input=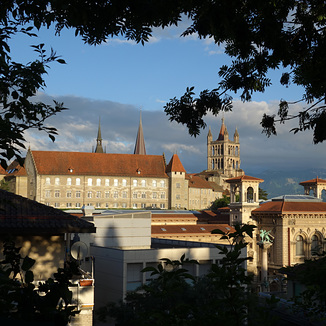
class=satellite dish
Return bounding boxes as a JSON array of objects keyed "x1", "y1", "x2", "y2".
[{"x1": 71, "y1": 241, "x2": 88, "y2": 260}]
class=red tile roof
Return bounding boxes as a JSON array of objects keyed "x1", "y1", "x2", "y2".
[
  {"x1": 188, "y1": 175, "x2": 213, "y2": 189},
  {"x1": 299, "y1": 177, "x2": 326, "y2": 185},
  {"x1": 226, "y1": 175, "x2": 264, "y2": 183},
  {"x1": 151, "y1": 224, "x2": 234, "y2": 235},
  {"x1": 165, "y1": 154, "x2": 186, "y2": 173},
  {"x1": 6, "y1": 160, "x2": 27, "y2": 176},
  {"x1": 252, "y1": 201, "x2": 326, "y2": 214},
  {"x1": 30, "y1": 150, "x2": 168, "y2": 178},
  {"x1": 0, "y1": 190, "x2": 96, "y2": 234}
]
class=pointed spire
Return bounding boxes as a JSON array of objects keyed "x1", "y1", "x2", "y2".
[
  {"x1": 217, "y1": 117, "x2": 226, "y2": 140},
  {"x1": 207, "y1": 126, "x2": 212, "y2": 138},
  {"x1": 95, "y1": 118, "x2": 104, "y2": 153},
  {"x1": 134, "y1": 110, "x2": 146, "y2": 155}
]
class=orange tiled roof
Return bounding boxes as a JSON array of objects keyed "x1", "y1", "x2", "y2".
[
  {"x1": 299, "y1": 177, "x2": 326, "y2": 185},
  {"x1": 152, "y1": 224, "x2": 234, "y2": 235},
  {"x1": 252, "y1": 201, "x2": 326, "y2": 214},
  {"x1": 165, "y1": 154, "x2": 186, "y2": 173},
  {"x1": 188, "y1": 175, "x2": 213, "y2": 189},
  {"x1": 6, "y1": 160, "x2": 27, "y2": 176},
  {"x1": 0, "y1": 189, "x2": 95, "y2": 234},
  {"x1": 30, "y1": 150, "x2": 168, "y2": 178},
  {"x1": 226, "y1": 175, "x2": 264, "y2": 183}
]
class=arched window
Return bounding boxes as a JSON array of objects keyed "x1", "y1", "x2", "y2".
[
  {"x1": 105, "y1": 179, "x2": 110, "y2": 186},
  {"x1": 67, "y1": 178, "x2": 72, "y2": 186},
  {"x1": 141, "y1": 180, "x2": 146, "y2": 187},
  {"x1": 96, "y1": 178, "x2": 101, "y2": 186},
  {"x1": 311, "y1": 235, "x2": 319, "y2": 255},
  {"x1": 152, "y1": 180, "x2": 157, "y2": 187},
  {"x1": 45, "y1": 177, "x2": 50, "y2": 185},
  {"x1": 247, "y1": 187, "x2": 254, "y2": 203},
  {"x1": 122, "y1": 179, "x2": 127, "y2": 186},
  {"x1": 296, "y1": 235, "x2": 304, "y2": 256},
  {"x1": 133, "y1": 179, "x2": 138, "y2": 187},
  {"x1": 55, "y1": 178, "x2": 60, "y2": 185},
  {"x1": 76, "y1": 178, "x2": 81, "y2": 186},
  {"x1": 160, "y1": 180, "x2": 165, "y2": 188},
  {"x1": 87, "y1": 178, "x2": 92, "y2": 186}
]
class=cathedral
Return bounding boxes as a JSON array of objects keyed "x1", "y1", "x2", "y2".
[{"x1": 5, "y1": 116, "x2": 242, "y2": 210}]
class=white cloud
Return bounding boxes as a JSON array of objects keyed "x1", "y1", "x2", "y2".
[{"x1": 22, "y1": 93, "x2": 326, "y2": 175}]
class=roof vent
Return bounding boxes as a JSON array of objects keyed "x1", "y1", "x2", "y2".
[{"x1": 82, "y1": 205, "x2": 95, "y2": 217}]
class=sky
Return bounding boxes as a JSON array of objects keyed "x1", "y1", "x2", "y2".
[{"x1": 8, "y1": 21, "x2": 326, "y2": 175}]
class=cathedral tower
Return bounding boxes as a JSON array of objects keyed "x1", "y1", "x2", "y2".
[{"x1": 207, "y1": 118, "x2": 241, "y2": 178}]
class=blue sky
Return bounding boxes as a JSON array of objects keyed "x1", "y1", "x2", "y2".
[{"x1": 9, "y1": 23, "x2": 326, "y2": 175}]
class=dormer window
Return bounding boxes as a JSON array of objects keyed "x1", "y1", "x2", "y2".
[
  {"x1": 68, "y1": 168, "x2": 73, "y2": 173},
  {"x1": 137, "y1": 168, "x2": 141, "y2": 174}
]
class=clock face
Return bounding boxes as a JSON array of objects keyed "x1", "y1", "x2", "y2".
[{"x1": 70, "y1": 241, "x2": 88, "y2": 260}]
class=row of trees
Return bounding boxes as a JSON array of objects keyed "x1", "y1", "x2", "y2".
[{"x1": 2, "y1": 1, "x2": 326, "y2": 168}]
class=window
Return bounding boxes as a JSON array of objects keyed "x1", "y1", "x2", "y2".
[
  {"x1": 66, "y1": 203, "x2": 72, "y2": 208},
  {"x1": 76, "y1": 178, "x2": 81, "y2": 186},
  {"x1": 113, "y1": 203, "x2": 118, "y2": 208},
  {"x1": 45, "y1": 202, "x2": 50, "y2": 206},
  {"x1": 152, "y1": 204, "x2": 157, "y2": 208},
  {"x1": 311, "y1": 235, "x2": 319, "y2": 255},
  {"x1": 45, "y1": 177, "x2": 50, "y2": 185},
  {"x1": 114, "y1": 191, "x2": 118, "y2": 198},
  {"x1": 296, "y1": 235, "x2": 304, "y2": 256},
  {"x1": 76, "y1": 203, "x2": 81, "y2": 208},
  {"x1": 152, "y1": 192, "x2": 157, "y2": 199},
  {"x1": 67, "y1": 178, "x2": 72, "y2": 186},
  {"x1": 247, "y1": 187, "x2": 254, "y2": 203},
  {"x1": 161, "y1": 192, "x2": 165, "y2": 199},
  {"x1": 114, "y1": 179, "x2": 118, "y2": 186},
  {"x1": 54, "y1": 190, "x2": 60, "y2": 198},
  {"x1": 87, "y1": 191, "x2": 92, "y2": 198},
  {"x1": 66, "y1": 191, "x2": 72, "y2": 198},
  {"x1": 160, "y1": 203, "x2": 165, "y2": 209},
  {"x1": 54, "y1": 203, "x2": 60, "y2": 208},
  {"x1": 45, "y1": 190, "x2": 51, "y2": 198},
  {"x1": 105, "y1": 203, "x2": 109, "y2": 208},
  {"x1": 127, "y1": 263, "x2": 143, "y2": 291},
  {"x1": 122, "y1": 191, "x2": 127, "y2": 198},
  {"x1": 176, "y1": 194, "x2": 180, "y2": 200},
  {"x1": 133, "y1": 192, "x2": 138, "y2": 199},
  {"x1": 133, "y1": 179, "x2": 138, "y2": 187},
  {"x1": 96, "y1": 202, "x2": 101, "y2": 208},
  {"x1": 141, "y1": 180, "x2": 146, "y2": 187},
  {"x1": 122, "y1": 203, "x2": 127, "y2": 208},
  {"x1": 141, "y1": 203, "x2": 146, "y2": 208},
  {"x1": 88, "y1": 178, "x2": 92, "y2": 186},
  {"x1": 76, "y1": 191, "x2": 81, "y2": 198},
  {"x1": 96, "y1": 178, "x2": 101, "y2": 186},
  {"x1": 176, "y1": 183, "x2": 180, "y2": 188},
  {"x1": 55, "y1": 178, "x2": 60, "y2": 185},
  {"x1": 141, "y1": 192, "x2": 146, "y2": 199},
  {"x1": 105, "y1": 191, "x2": 110, "y2": 198},
  {"x1": 96, "y1": 191, "x2": 101, "y2": 198},
  {"x1": 122, "y1": 179, "x2": 127, "y2": 186},
  {"x1": 105, "y1": 179, "x2": 110, "y2": 186},
  {"x1": 152, "y1": 180, "x2": 157, "y2": 187},
  {"x1": 133, "y1": 203, "x2": 137, "y2": 209},
  {"x1": 160, "y1": 180, "x2": 165, "y2": 187}
]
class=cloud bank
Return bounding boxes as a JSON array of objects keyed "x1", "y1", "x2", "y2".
[{"x1": 23, "y1": 93, "x2": 326, "y2": 175}]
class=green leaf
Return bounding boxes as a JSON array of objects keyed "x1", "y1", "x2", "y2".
[{"x1": 21, "y1": 256, "x2": 35, "y2": 271}]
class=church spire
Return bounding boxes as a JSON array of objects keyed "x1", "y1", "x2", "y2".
[
  {"x1": 94, "y1": 118, "x2": 104, "y2": 153},
  {"x1": 134, "y1": 111, "x2": 146, "y2": 155},
  {"x1": 217, "y1": 117, "x2": 226, "y2": 140}
]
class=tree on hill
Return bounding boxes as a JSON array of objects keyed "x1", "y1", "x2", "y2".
[
  {"x1": 2, "y1": 1, "x2": 326, "y2": 167},
  {"x1": 259, "y1": 188, "x2": 268, "y2": 201}
]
